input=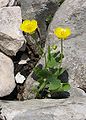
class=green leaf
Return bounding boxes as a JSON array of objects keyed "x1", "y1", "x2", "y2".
[
  {"x1": 34, "y1": 68, "x2": 51, "y2": 79},
  {"x1": 55, "y1": 53, "x2": 64, "y2": 63},
  {"x1": 31, "y1": 87, "x2": 39, "y2": 93},
  {"x1": 59, "y1": 68, "x2": 65, "y2": 76},
  {"x1": 37, "y1": 78, "x2": 44, "y2": 84},
  {"x1": 46, "y1": 76, "x2": 56, "y2": 82},
  {"x1": 47, "y1": 57, "x2": 57, "y2": 68},
  {"x1": 47, "y1": 45, "x2": 51, "y2": 61},
  {"x1": 49, "y1": 68, "x2": 58, "y2": 74},
  {"x1": 61, "y1": 83, "x2": 71, "y2": 91},
  {"x1": 46, "y1": 15, "x2": 53, "y2": 24},
  {"x1": 54, "y1": 68, "x2": 65, "y2": 78},
  {"x1": 48, "y1": 78, "x2": 61, "y2": 91},
  {"x1": 38, "y1": 81, "x2": 46, "y2": 92},
  {"x1": 54, "y1": 69, "x2": 60, "y2": 77},
  {"x1": 39, "y1": 69, "x2": 51, "y2": 78},
  {"x1": 33, "y1": 66, "x2": 41, "y2": 75},
  {"x1": 33, "y1": 66, "x2": 42, "y2": 79},
  {"x1": 52, "y1": 51, "x2": 60, "y2": 58}
]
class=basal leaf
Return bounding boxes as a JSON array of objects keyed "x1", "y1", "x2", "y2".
[
  {"x1": 35, "y1": 68, "x2": 51, "y2": 79},
  {"x1": 47, "y1": 76, "x2": 56, "y2": 82},
  {"x1": 48, "y1": 78, "x2": 61, "y2": 91},
  {"x1": 61, "y1": 83, "x2": 71, "y2": 91}
]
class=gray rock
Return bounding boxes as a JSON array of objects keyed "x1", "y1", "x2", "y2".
[
  {"x1": 0, "y1": 52, "x2": 16, "y2": 97},
  {"x1": 0, "y1": 114, "x2": 6, "y2": 120},
  {"x1": 0, "y1": 0, "x2": 9, "y2": 8},
  {"x1": 0, "y1": 7, "x2": 25, "y2": 56},
  {"x1": 45, "y1": 0, "x2": 86, "y2": 88},
  {"x1": 23, "y1": 73, "x2": 39, "y2": 100},
  {"x1": 69, "y1": 87, "x2": 86, "y2": 97},
  {"x1": 8, "y1": 0, "x2": 16, "y2": 6},
  {"x1": 18, "y1": 0, "x2": 61, "y2": 19},
  {"x1": 0, "y1": 32, "x2": 24, "y2": 56},
  {"x1": 0, "y1": 96, "x2": 86, "y2": 120}
]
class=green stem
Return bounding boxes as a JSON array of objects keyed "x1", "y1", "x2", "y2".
[
  {"x1": 39, "y1": 81, "x2": 46, "y2": 92},
  {"x1": 36, "y1": 28, "x2": 47, "y2": 68},
  {"x1": 33, "y1": 35, "x2": 47, "y2": 68},
  {"x1": 36, "y1": 81, "x2": 47, "y2": 98},
  {"x1": 34, "y1": 38, "x2": 43, "y2": 56},
  {"x1": 36, "y1": 27, "x2": 42, "y2": 42},
  {"x1": 44, "y1": 52, "x2": 47, "y2": 68},
  {"x1": 59, "y1": 39, "x2": 63, "y2": 68},
  {"x1": 29, "y1": 30, "x2": 43, "y2": 56}
]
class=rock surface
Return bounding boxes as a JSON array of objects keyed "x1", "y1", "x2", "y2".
[
  {"x1": 0, "y1": 52, "x2": 16, "y2": 97},
  {"x1": 0, "y1": 32, "x2": 24, "y2": 56},
  {"x1": 8, "y1": 0, "x2": 16, "y2": 6},
  {"x1": 0, "y1": 7, "x2": 25, "y2": 56},
  {"x1": 23, "y1": 73, "x2": 39, "y2": 100},
  {"x1": 0, "y1": 96, "x2": 86, "y2": 120},
  {"x1": 0, "y1": 0, "x2": 9, "y2": 8},
  {"x1": 45, "y1": 0, "x2": 86, "y2": 88},
  {"x1": 18, "y1": 0, "x2": 61, "y2": 19}
]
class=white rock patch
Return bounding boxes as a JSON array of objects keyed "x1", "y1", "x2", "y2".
[{"x1": 15, "y1": 72, "x2": 26, "y2": 84}]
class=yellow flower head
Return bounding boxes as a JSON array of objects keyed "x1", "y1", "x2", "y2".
[
  {"x1": 54, "y1": 27, "x2": 71, "y2": 39},
  {"x1": 20, "y1": 19, "x2": 38, "y2": 34}
]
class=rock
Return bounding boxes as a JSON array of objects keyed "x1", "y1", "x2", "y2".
[
  {"x1": 18, "y1": 0, "x2": 61, "y2": 19},
  {"x1": 44, "y1": 0, "x2": 86, "y2": 88},
  {"x1": 19, "y1": 43, "x2": 26, "y2": 52},
  {"x1": 0, "y1": 114, "x2": 6, "y2": 120},
  {"x1": 0, "y1": 7, "x2": 25, "y2": 56},
  {"x1": 18, "y1": 54, "x2": 30, "y2": 65},
  {"x1": 0, "y1": 32, "x2": 24, "y2": 56},
  {"x1": 8, "y1": 0, "x2": 16, "y2": 6},
  {"x1": 0, "y1": 52, "x2": 16, "y2": 97},
  {"x1": 0, "y1": 0, "x2": 9, "y2": 8},
  {"x1": 0, "y1": 96, "x2": 86, "y2": 120},
  {"x1": 22, "y1": 73, "x2": 39, "y2": 99},
  {"x1": 69, "y1": 87, "x2": 86, "y2": 97},
  {"x1": 15, "y1": 72, "x2": 26, "y2": 84}
]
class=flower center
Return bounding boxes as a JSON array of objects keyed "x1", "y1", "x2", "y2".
[{"x1": 61, "y1": 29, "x2": 66, "y2": 35}]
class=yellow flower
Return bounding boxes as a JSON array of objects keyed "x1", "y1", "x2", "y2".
[
  {"x1": 54, "y1": 27, "x2": 71, "y2": 39},
  {"x1": 20, "y1": 19, "x2": 38, "y2": 34}
]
